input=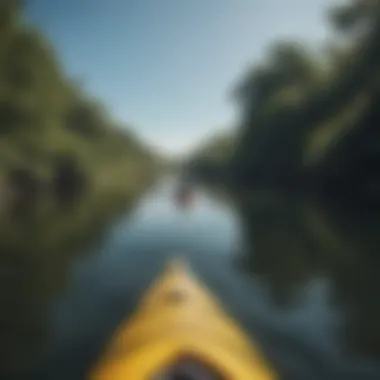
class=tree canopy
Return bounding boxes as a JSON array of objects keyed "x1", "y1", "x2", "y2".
[{"x1": 0, "y1": 1, "x2": 157, "y2": 194}]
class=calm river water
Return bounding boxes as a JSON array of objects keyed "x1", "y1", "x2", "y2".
[{"x1": 4, "y1": 176, "x2": 380, "y2": 379}]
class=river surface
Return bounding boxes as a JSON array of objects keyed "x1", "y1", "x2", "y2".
[{"x1": 4, "y1": 177, "x2": 380, "y2": 379}]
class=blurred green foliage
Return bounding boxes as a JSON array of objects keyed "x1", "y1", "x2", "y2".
[
  {"x1": 0, "y1": 1, "x2": 157, "y2": 200},
  {"x1": 188, "y1": 0, "x2": 380, "y2": 196},
  {"x1": 0, "y1": 1, "x2": 159, "y2": 371}
]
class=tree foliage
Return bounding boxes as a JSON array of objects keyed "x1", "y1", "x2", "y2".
[
  {"x1": 228, "y1": 0, "x2": 380, "y2": 190},
  {"x1": 0, "y1": 1, "x2": 156, "y2": 198},
  {"x1": 187, "y1": 0, "x2": 380, "y2": 195}
]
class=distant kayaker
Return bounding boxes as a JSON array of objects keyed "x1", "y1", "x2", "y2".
[{"x1": 175, "y1": 182, "x2": 193, "y2": 207}]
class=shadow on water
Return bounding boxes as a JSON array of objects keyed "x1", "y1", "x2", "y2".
[
  {"x1": 235, "y1": 192, "x2": 380, "y2": 379},
  {"x1": 0, "y1": 191, "x2": 140, "y2": 379}
]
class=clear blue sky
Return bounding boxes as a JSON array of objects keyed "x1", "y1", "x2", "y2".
[{"x1": 26, "y1": 0, "x2": 331, "y2": 157}]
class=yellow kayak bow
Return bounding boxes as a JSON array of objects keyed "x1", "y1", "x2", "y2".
[{"x1": 89, "y1": 259, "x2": 277, "y2": 380}]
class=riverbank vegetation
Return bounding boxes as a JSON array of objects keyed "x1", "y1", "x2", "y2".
[
  {"x1": 0, "y1": 1, "x2": 158, "y2": 211},
  {"x1": 185, "y1": 131, "x2": 236, "y2": 183},
  {"x1": 0, "y1": 2, "x2": 159, "y2": 371},
  {"x1": 187, "y1": 0, "x2": 380, "y2": 202}
]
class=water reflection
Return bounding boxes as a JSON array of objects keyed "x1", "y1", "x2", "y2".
[
  {"x1": 0, "y1": 193, "x2": 138, "y2": 375},
  {"x1": 303, "y1": 200, "x2": 380, "y2": 360},
  {"x1": 237, "y1": 192, "x2": 380, "y2": 365},
  {"x1": 4, "y1": 180, "x2": 380, "y2": 379}
]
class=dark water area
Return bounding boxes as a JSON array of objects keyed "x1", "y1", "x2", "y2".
[{"x1": 2, "y1": 176, "x2": 380, "y2": 380}]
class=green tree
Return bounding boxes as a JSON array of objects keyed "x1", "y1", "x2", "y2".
[{"x1": 230, "y1": 0, "x2": 380, "y2": 189}]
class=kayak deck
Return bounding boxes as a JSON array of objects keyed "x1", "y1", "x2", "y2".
[{"x1": 89, "y1": 258, "x2": 277, "y2": 379}]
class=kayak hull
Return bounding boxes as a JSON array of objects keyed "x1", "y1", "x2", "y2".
[{"x1": 89, "y1": 259, "x2": 277, "y2": 379}]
